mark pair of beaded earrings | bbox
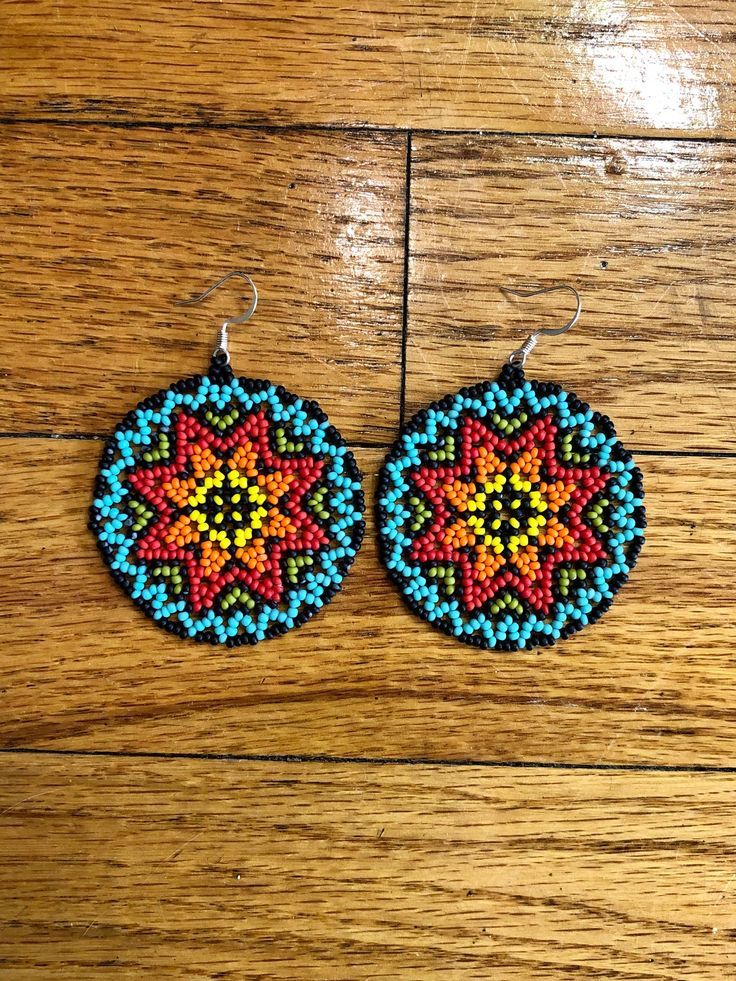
[90,272,645,650]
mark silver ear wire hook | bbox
[176,271,258,364]
[501,283,581,367]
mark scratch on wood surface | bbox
[0,788,55,816]
[713,385,736,442]
[649,279,687,317]
[164,830,205,863]
[458,0,481,83]
[658,0,736,69]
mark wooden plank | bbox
[0,125,405,443]
[0,753,734,978]
[407,135,736,453]
[3,2,736,136]
[1,438,734,765]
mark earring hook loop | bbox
[176,271,258,364]
[501,283,581,367]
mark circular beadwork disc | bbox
[90,357,365,645]
[378,364,645,651]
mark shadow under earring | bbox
[90,272,365,646]
[378,284,645,651]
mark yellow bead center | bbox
[187,469,269,550]
[465,472,548,555]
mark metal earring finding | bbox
[502,283,581,367]
[176,271,259,364]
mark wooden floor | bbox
[2,2,736,977]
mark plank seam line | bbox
[0,432,385,451]
[1,118,736,145]
[2,747,736,773]
[398,130,412,428]
[1,433,733,460]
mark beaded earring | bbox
[378,284,645,651]
[90,272,365,646]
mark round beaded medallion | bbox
[378,364,645,651]
[90,354,365,645]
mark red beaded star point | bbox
[409,414,612,615]
[128,410,327,612]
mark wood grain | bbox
[3,1,735,975]
[2,438,734,766]
[1,753,734,979]
[3,1,736,137]
[0,125,405,443]
[406,135,736,453]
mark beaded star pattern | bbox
[378,364,645,650]
[90,355,364,645]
